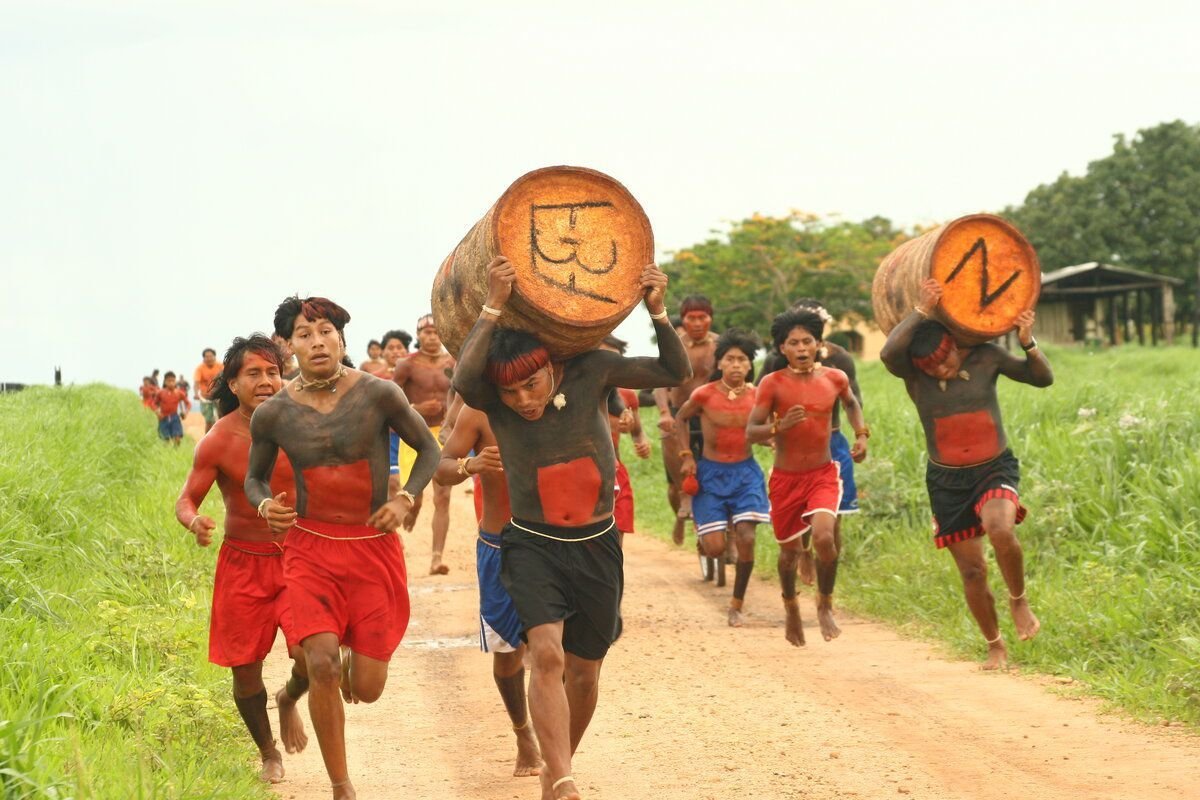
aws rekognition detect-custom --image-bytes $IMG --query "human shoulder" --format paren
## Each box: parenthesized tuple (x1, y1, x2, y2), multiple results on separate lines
(821, 365, 849, 389)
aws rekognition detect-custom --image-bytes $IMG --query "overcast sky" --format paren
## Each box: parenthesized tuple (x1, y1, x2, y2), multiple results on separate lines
(3, 1, 1198, 387)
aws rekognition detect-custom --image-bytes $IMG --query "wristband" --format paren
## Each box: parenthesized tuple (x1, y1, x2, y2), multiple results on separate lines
(481, 305, 502, 317)
(679, 450, 694, 459)
(914, 306, 930, 318)
(257, 498, 272, 519)
(457, 457, 471, 477)
(854, 426, 871, 439)
(1021, 337, 1038, 352)
(397, 488, 416, 505)
(188, 515, 201, 533)
(649, 308, 669, 321)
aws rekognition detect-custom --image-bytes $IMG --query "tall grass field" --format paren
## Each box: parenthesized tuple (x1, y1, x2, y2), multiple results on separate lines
(0, 386, 271, 799)
(624, 345, 1200, 727)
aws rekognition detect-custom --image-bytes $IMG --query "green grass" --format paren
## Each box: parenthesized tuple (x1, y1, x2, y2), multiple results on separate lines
(624, 345, 1200, 727)
(0, 386, 270, 800)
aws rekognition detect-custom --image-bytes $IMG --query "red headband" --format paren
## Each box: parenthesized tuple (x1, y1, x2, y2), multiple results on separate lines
(486, 347, 550, 386)
(417, 314, 436, 332)
(913, 333, 955, 371)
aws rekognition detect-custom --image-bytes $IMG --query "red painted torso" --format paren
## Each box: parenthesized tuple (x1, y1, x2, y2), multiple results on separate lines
(756, 367, 848, 472)
(693, 381, 756, 462)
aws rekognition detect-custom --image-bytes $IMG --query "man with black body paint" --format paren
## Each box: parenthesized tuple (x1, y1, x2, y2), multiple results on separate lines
(453, 256, 690, 800)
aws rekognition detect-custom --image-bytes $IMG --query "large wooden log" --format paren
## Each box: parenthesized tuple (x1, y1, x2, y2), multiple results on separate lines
(872, 214, 1041, 345)
(432, 166, 654, 359)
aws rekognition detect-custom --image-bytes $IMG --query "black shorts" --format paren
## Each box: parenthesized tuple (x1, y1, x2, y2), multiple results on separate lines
(926, 449, 1026, 549)
(500, 516, 623, 661)
(665, 405, 704, 482)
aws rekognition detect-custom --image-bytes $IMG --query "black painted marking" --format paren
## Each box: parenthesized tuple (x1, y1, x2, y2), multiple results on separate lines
(944, 237, 1022, 309)
(529, 202, 619, 304)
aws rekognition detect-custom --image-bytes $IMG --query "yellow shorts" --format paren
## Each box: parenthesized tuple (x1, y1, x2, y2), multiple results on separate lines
(399, 425, 441, 485)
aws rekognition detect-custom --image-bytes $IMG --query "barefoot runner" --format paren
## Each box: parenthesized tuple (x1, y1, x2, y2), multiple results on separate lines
(748, 310, 869, 646)
(358, 339, 387, 376)
(761, 299, 865, 586)
(155, 371, 191, 446)
(676, 329, 770, 627)
(652, 295, 718, 546)
(194, 348, 223, 433)
(453, 257, 690, 800)
(879, 279, 1050, 669)
(393, 313, 456, 573)
(435, 403, 543, 778)
(175, 334, 308, 783)
(245, 296, 439, 800)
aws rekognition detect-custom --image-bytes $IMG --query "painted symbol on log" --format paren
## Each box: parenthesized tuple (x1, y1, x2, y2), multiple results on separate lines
(529, 202, 619, 304)
(944, 237, 1021, 309)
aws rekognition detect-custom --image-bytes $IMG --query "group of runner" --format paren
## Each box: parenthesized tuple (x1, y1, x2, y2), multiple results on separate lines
(167, 258, 1050, 800)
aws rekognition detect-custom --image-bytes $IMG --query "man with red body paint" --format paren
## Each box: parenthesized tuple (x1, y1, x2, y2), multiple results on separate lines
(245, 297, 439, 800)
(174, 334, 308, 784)
(599, 335, 652, 545)
(748, 309, 869, 647)
(154, 371, 191, 446)
(453, 257, 690, 800)
(880, 278, 1051, 670)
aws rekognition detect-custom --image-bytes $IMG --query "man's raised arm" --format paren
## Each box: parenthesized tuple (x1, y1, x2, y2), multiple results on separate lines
(451, 257, 513, 410)
(880, 278, 942, 378)
(996, 310, 1054, 388)
(602, 264, 692, 389)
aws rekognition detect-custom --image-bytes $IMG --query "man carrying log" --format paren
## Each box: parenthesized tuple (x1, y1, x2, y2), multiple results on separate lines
(174, 334, 308, 784)
(245, 296, 439, 800)
(879, 279, 1050, 670)
(434, 403, 543, 779)
(748, 310, 869, 646)
(453, 257, 690, 800)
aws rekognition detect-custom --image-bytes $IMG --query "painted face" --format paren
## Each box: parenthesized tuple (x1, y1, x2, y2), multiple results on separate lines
(367, 342, 382, 360)
(497, 365, 554, 422)
(682, 310, 712, 341)
(202, 351, 217, 366)
(779, 326, 820, 370)
(229, 351, 282, 412)
(915, 344, 964, 381)
(290, 316, 344, 378)
(417, 325, 442, 354)
(382, 337, 407, 366)
(718, 346, 751, 384)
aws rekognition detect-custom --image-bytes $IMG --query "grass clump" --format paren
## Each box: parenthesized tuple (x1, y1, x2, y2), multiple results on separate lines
(0, 385, 269, 799)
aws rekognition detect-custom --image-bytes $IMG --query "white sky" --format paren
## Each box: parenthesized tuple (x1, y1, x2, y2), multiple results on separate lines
(3, 1, 1198, 387)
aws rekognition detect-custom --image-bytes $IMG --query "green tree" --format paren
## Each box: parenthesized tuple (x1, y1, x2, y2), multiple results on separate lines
(1005, 120, 1200, 312)
(663, 211, 908, 336)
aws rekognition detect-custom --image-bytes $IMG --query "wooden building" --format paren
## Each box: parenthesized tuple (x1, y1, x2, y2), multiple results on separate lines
(1036, 262, 1184, 346)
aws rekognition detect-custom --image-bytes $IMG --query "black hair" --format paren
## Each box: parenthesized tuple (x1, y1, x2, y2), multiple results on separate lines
(711, 328, 760, 382)
(910, 320, 952, 360)
(602, 334, 628, 354)
(163, 371, 176, 380)
(209, 334, 286, 417)
(381, 329, 412, 350)
(202, 347, 216, 357)
(486, 329, 549, 385)
(273, 296, 351, 340)
(679, 294, 714, 316)
(770, 309, 824, 350)
(367, 339, 382, 351)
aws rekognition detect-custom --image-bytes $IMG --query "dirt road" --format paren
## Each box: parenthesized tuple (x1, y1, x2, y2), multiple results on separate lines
(263, 488, 1199, 800)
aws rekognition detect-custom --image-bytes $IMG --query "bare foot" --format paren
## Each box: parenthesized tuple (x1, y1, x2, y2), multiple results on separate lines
(797, 547, 815, 586)
(260, 750, 284, 784)
(783, 598, 805, 647)
(728, 606, 744, 627)
(332, 778, 357, 800)
(275, 687, 308, 753)
(339, 645, 355, 703)
(512, 724, 542, 777)
(671, 517, 685, 545)
(429, 553, 450, 575)
(401, 507, 419, 532)
(1010, 596, 1041, 641)
(816, 600, 841, 642)
(540, 771, 582, 800)
(981, 637, 1008, 671)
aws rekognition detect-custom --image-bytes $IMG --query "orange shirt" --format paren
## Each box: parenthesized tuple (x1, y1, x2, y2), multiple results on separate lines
(194, 362, 223, 400)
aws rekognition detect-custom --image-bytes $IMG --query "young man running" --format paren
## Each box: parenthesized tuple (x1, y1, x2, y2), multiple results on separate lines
(393, 313, 456, 572)
(748, 310, 869, 646)
(175, 334, 308, 783)
(453, 257, 689, 800)
(245, 297, 439, 800)
(653, 295, 718, 545)
(761, 299, 864, 586)
(880, 279, 1050, 669)
(376, 329, 411, 379)
(675, 329, 770, 627)
(358, 339, 387, 376)
(435, 403, 543, 779)
(155, 371, 191, 446)
(194, 347, 223, 433)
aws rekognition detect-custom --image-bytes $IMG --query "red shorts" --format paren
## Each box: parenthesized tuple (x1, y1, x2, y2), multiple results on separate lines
(284, 517, 410, 662)
(209, 537, 296, 668)
(614, 461, 635, 534)
(768, 461, 842, 544)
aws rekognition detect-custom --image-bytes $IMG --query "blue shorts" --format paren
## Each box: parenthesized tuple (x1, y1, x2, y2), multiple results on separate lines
(830, 430, 859, 514)
(158, 414, 183, 440)
(476, 530, 523, 653)
(692, 457, 771, 538)
(388, 431, 400, 475)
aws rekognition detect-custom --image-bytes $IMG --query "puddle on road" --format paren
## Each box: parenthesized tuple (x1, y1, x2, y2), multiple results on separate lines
(401, 635, 478, 650)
